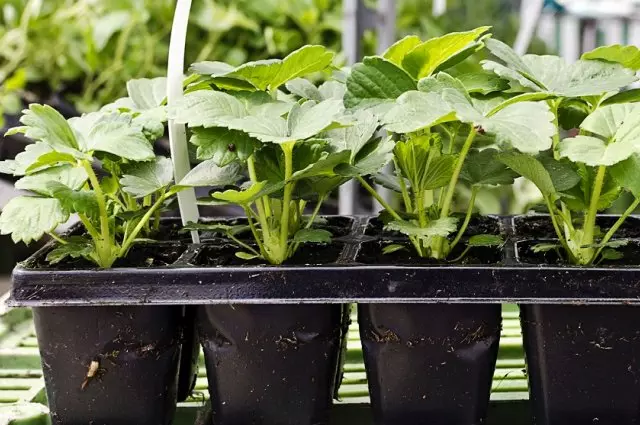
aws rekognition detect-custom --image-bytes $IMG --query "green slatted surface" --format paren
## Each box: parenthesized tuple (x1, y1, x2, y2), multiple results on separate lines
(0, 303, 527, 411)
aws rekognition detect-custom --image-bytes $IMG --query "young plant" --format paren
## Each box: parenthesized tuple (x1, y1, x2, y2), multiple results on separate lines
(172, 45, 386, 265)
(482, 41, 640, 265)
(343, 29, 556, 260)
(0, 78, 178, 268)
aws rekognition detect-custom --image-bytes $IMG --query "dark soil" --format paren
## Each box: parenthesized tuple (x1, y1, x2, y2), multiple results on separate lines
(356, 240, 503, 265)
(513, 215, 640, 239)
(365, 215, 502, 240)
(32, 243, 187, 270)
(156, 216, 354, 242)
(194, 241, 345, 267)
(515, 239, 640, 266)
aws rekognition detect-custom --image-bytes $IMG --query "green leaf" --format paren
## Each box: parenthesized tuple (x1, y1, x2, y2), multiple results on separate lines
(537, 153, 581, 192)
(191, 127, 256, 166)
(498, 152, 557, 199)
(401, 27, 491, 79)
(15, 165, 88, 195)
(602, 89, 640, 106)
(581, 103, 640, 139)
(191, 45, 334, 91)
(417, 72, 470, 98)
(235, 252, 259, 260)
(382, 244, 408, 255)
(372, 172, 410, 192)
(385, 217, 458, 238)
(325, 110, 379, 162)
(126, 77, 167, 109)
(382, 91, 456, 133)
(582, 239, 629, 249)
(443, 89, 555, 153)
(5, 143, 54, 176)
(532, 243, 560, 253)
(0, 160, 16, 175)
(46, 236, 95, 264)
(229, 99, 344, 143)
(318, 81, 346, 100)
(458, 72, 509, 95)
(170, 90, 247, 128)
(423, 155, 457, 190)
(212, 181, 276, 204)
(293, 228, 332, 243)
(178, 160, 242, 188)
(559, 103, 640, 166)
(182, 223, 249, 236)
(344, 57, 417, 114)
(337, 136, 394, 177)
(468, 234, 504, 247)
(382, 35, 422, 66)
(483, 40, 637, 97)
(558, 99, 591, 129)
(46, 182, 100, 220)
(460, 148, 517, 186)
(120, 157, 174, 198)
(610, 154, 640, 197)
(582, 45, 640, 71)
(25, 151, 78, 173)
(285, 78, 322, 101)
(291, 150, 350, 181)
(7, 104, 79, 151)
(0, 196, 69, 244)
(86, 114, 155, 161)
(600, 248, 624, 261)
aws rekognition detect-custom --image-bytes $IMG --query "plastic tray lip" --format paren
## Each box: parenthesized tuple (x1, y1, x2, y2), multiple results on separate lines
(11, 214, 640, 306)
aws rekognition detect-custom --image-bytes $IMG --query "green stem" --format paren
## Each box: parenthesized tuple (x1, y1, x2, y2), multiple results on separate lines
(78, 215, 100, 240)
(247, 156, 271, 239)
(291, 194, 326, 254)
(82, 161, 112, 266)
(544, 197, 572, 257)
(228, 234, 261, 257)
(243, 206, 267, 258)
(356, 176, 403, 221)
(279, 143, 295, 260)
(449, 186, 479, 252)
(47, 232, 67, 245)
(592, 196, 640, 263)
(440, 129, 477, 220)
(394, 158, 412, 213)
(449, 246, 472, 264)
(549, 99, 562, 157)
(119, 193, 170, 256)
(583, 165, 607, 248)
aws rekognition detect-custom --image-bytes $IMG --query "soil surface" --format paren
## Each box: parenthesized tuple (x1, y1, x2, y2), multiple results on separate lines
(356, 240, 502, 265)
(156, 216, 354, 242)
(32, 243, 187, 270)
(514, 215, 640, 240)
(516, 239, 640, 266)
(365, 215, 502, 240)
(194, 241, 345, 266)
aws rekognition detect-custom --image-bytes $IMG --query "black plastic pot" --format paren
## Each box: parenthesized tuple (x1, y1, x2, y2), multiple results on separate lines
(521, 304, 640, 425)
(176, 306, 200, 402)
(33, 305, 183, 425)
(359, 303, 501, 425)
(197, 304, 347, 425)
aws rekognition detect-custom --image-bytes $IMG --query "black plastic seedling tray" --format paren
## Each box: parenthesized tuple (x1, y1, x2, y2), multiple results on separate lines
(10, 215, 640, 306)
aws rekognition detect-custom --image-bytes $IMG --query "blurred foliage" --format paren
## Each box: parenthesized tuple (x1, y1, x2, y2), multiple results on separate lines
(0, 0, 343, 117)
(0, 0, 547, 119)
